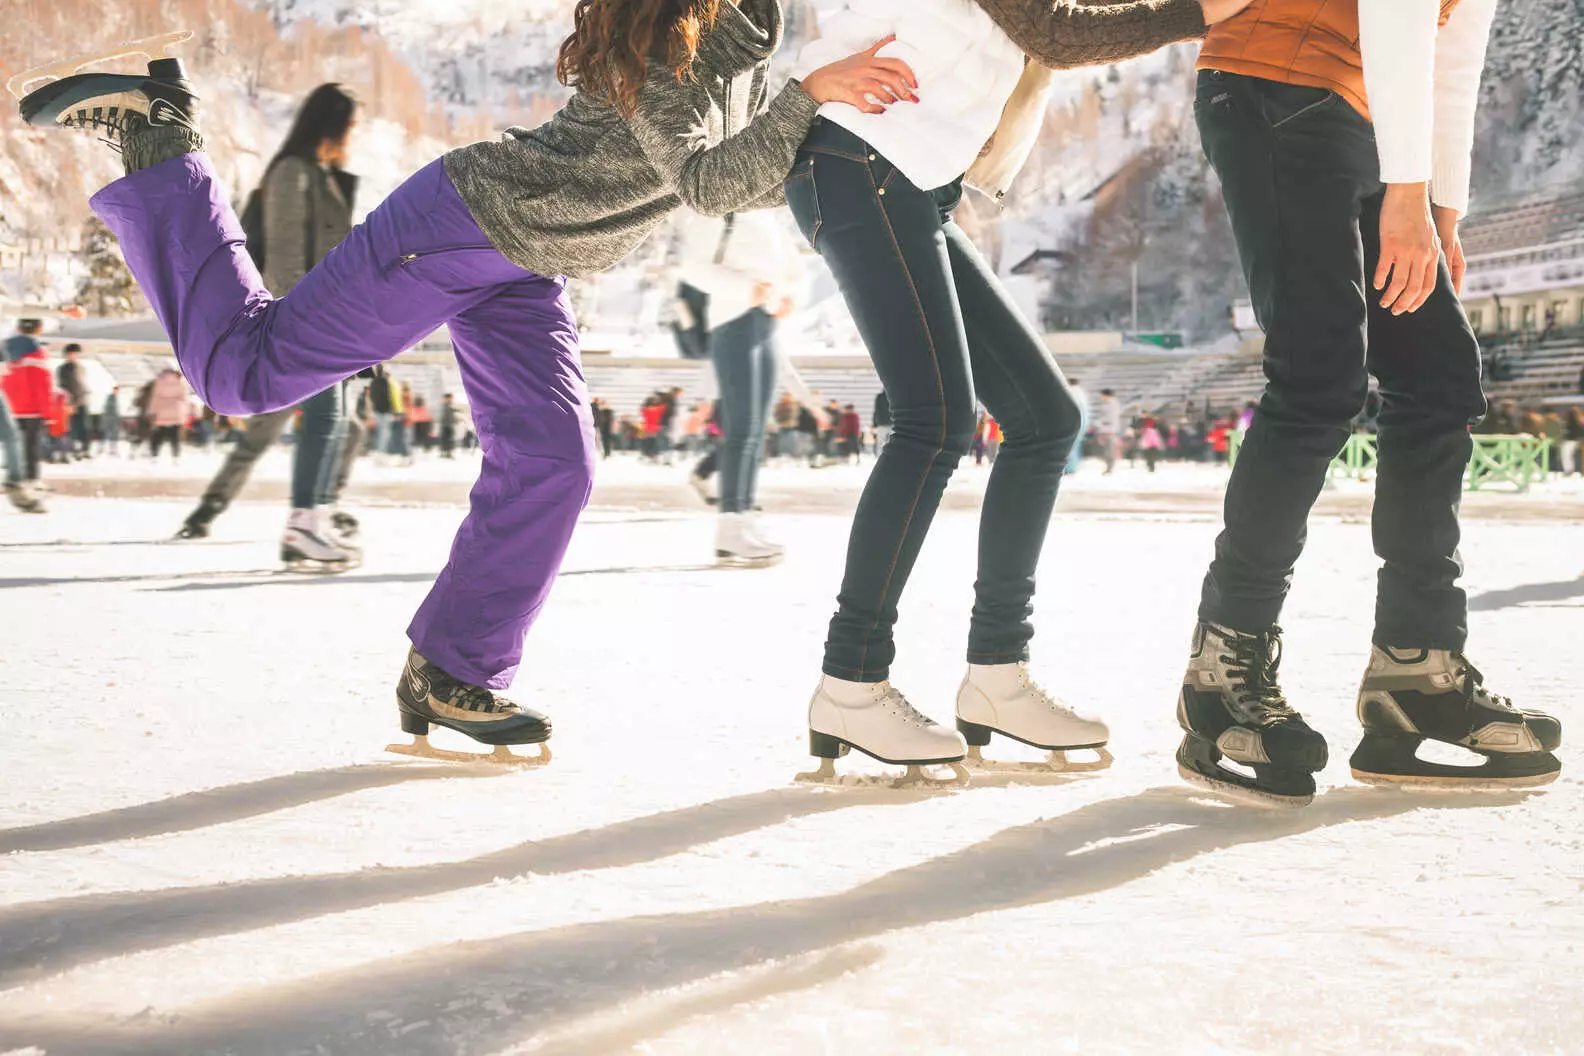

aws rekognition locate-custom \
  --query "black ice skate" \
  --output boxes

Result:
[389,648,552,766]
[9,32,199,159]
[1350,646,1562,789]
[175,499,219,540]
[1177,623,1329,808]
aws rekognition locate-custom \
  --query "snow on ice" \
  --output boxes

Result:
[0,455,1580,1054]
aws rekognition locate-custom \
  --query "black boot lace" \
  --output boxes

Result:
[1451,654,1515,716]
[1221,627,1297,724]
[429,666,514,715]
[62,105,142,149]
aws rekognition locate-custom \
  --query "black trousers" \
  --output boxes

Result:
[1195,72,1486,649]
[18,418,43,480]
[786,120,1081,680]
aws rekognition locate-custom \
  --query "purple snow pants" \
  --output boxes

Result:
[91,154,594,689]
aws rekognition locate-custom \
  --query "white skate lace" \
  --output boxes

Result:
[1018,667,1086,719]
[879,685,937,729]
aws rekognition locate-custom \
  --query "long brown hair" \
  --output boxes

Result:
[556,0,723,117]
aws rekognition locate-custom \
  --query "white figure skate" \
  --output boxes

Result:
[796,675,970,789]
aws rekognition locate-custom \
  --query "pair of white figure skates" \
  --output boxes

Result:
[797,664,1113,789]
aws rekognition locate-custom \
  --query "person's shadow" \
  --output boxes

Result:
[0,785,1530,1056]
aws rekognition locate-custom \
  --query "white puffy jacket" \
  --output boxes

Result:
[792,0,1026,193]
[678,210,807,328]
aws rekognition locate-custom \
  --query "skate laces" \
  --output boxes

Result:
[62,105,143,148]
[1222,628,1296,722]
[878,684,936,728]
[1018,667,1082,718]
[431,667,514,715]
[1452,654,1515,714]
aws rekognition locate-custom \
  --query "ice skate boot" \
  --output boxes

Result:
[330,508,360,542]
[957,662,1112,775]
[1351,646,1561,789]
[689,466,716,505]
[389,648,551,765]
[175,498,219,539]
[1176,623,1328,808]
[744,513,786,559]
[280,508,355,573]
[5,481,45,514]
[716,512,782,568]
[11,32,200,168]
[797,675,969,789]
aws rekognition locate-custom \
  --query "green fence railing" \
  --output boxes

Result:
[1227,431,1552,492]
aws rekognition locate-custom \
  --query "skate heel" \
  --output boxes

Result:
[956,719,993,747]
[399,709,430,737]
[809,730,850,759]
[1349,730,1422,783]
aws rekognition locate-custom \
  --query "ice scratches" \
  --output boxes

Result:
[0,786,1537,1056]
[510,945,886,1056]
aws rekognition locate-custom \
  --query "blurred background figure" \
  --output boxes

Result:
[175,84,362,571]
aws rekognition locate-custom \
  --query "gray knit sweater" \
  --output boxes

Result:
[445,0,817,280]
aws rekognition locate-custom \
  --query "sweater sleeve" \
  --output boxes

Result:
[971,0,1206,70]
[1359,0,1440,189]
[262,157,314,294]
[1430,0,1498,213]
[627,64,821,218]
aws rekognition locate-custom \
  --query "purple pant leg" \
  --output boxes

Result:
[91,152,592,689]
[407,277,595,689]
[88,155,515,414]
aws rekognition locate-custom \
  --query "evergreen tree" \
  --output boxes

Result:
[76,216,144,318]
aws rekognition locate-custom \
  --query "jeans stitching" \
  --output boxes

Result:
[807,144,870,163]
[787,166,822,249]
[1267,90,1336,131]
[850,166,949,679]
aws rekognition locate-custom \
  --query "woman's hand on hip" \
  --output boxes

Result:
[801,35,919,115]
[1200,0,1257,25]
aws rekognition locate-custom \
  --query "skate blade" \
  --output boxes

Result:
[1177,764,1313,809]
[7,31,193,99]
[281,557,357,574]
[794,757,970,790]
[1350,766,1560,791]
[965,745,1113,776]
[715,552,784,569]
[385,735,551,768]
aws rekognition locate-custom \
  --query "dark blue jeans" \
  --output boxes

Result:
[785,120,1081,681]
[1194,71,1486,649]
[709,308,778,515]
[291,382,346,509]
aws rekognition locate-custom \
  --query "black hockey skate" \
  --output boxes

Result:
[389,648,551,766]
[1177,623,1329,808]
[1351,646,1561,789]
[175,500,219,540]
[10,32,199,159]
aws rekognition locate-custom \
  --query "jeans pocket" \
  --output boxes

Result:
[1261,82,1337,130]
[784,155,822,251]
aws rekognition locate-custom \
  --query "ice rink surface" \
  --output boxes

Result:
[1,455,1580,1055]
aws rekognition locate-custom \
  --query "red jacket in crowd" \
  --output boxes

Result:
[1,348,55,419]
[48,392,71,438]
